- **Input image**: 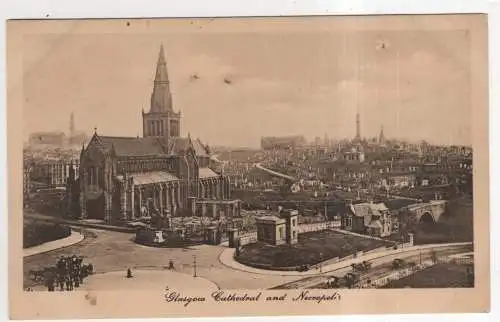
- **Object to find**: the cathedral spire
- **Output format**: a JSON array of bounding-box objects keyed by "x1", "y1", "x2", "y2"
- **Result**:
[
  {"x1": 150, "y1": 44, "x2": 173, "y2": 112},
  {"x1": 154, "y1": 44, "x2": 169, "y2": 84}
]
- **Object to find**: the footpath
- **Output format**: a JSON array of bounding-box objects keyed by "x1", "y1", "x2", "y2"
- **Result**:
[
  {"x1": 218, "y1": 242, "x2": 473, "y2": 277},
  {"x1": 23, "y1": 230, "x2": 84, "y2": 257}
]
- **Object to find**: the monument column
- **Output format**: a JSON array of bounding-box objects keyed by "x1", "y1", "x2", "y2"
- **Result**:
[
  {"x1": 79, "y1": 171, "x2": 88, "y2": 219},
  {"x1": 151, "y1": 185, "x2": 157, "y2": 209},
  {"x1": 221, "y1": 178, "x2": 226, "y2": 199},
  {"x1": 170, "y1": 184, "x2": 176, "y2": 215},
  {"x1": 215, "y1": 179, "x2": 221, "y2": 199},
  {"x1": 139, "y1": 188, "x2": 143, "y2": 217},
  {"x1": 121, "y1": 183, "x2": 127, "y2": 220},
  {"x1": 212, "y1": 203, "x2": 217, "y2": 218},
  {"x1": 130, "y1": 185, "x2": 135, "y2": 220},
  {"x1": 202, "y1": 202, "x2": 207, "y2": 217},
  {"x1": 104, "y1": 191, "x2": 112, "y2": 224},
  {"x1": 165, "y1": 183, "x2": 170, "y2": 213},
  {"x1": 79, "y1": 193, "x2": 87, "y2": 219},
  {"x1": 200, "y1": 181, "x2": 205, "y2": 199},
  {"x1": 176, "y1": 181, "x2": 181, "y2": 209},
  {"x1": 159, "y1": 184, "x2": 163, "y2": 213}
]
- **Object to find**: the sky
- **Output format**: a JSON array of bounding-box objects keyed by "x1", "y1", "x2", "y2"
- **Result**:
[{"x1": 22, "y1": 19, "x2": 472, "y2": 148}]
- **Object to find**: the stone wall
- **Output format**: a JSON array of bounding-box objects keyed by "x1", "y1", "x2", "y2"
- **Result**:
[{"x1": 236, "y1": 221, "x2": 337, "y2": 246}]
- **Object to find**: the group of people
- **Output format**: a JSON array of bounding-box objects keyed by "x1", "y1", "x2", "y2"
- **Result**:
[{"x1": 29, "y1": 255, "x2": 94, "y2": 291}]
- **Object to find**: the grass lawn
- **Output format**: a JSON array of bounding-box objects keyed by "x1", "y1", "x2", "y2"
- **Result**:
[
  {"x1": 237, "y1": 230, "x2": 394, "y2": 268},
  {"x1": 23, "y1": 219, "x2": 71, "y2": 249},
  {"x1": 382, "y1": 263, "x2": 474, "y2": 288}
]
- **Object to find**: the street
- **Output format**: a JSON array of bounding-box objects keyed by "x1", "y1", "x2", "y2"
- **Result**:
[
  {"x1": 271, "y1": 245, "x2": 472, "y2": 289},
  {"x1": 24, "y1": 227, "x2": 301, "y2": 290}
]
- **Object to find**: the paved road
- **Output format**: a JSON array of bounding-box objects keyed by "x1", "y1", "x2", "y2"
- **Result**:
[
  {"x1": 254, "y1": 163, "x2": 295, "y2": 181},
  {"x1": 23, "y1": 212, "x2": 473, "y2": 291},
  {"x1": 23, "y1": 228, "x2": 299, "y2": 290},
  {"x1": 271, "y1": 244, "x2": 472, "y2": 289}
]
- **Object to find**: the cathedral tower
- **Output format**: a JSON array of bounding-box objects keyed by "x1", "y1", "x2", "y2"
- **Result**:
[{"x1": 142, "y1": 44, "x2": 181, "y2": 140}]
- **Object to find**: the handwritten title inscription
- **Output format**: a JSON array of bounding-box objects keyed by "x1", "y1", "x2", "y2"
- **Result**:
[{"x1": 164, "y1": 287, "x2": 342, "y2": 307}]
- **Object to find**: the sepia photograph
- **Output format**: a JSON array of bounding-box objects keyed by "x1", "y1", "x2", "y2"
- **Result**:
[{"x1": 7, "y1": 14, "x2": 490, "y2": 318}]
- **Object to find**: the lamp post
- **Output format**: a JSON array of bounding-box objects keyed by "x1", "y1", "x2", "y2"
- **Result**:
[
  {"x1": 193, "y1": 255, "x2": 197, "y2": 278},
  {"x1": 319, "y1": 252, "x2": 323, "y2": 273}
]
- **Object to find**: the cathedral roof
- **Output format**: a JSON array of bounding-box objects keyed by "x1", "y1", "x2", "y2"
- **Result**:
[
  {"x1": 130, "y1": 171, "x2": 179, "y2": 185},
  {"x1": 95, "y1": 135, "x2": 167, "y2": 157},
  {"x1": 168, "y1": 137, "x2": 210, "y2": 156},
  {"x1": 199, "y1": 167, "x2": 219, "y2": 179},
  {"x1": 88, "y1": 133, "x2": 213, "y2": 158},
  {"x1": 193, "y1": 138, "x2": 210, "y2": 156}
]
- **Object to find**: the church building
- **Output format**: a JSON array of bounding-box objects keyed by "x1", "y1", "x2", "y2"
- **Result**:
[{"x1": 77, "y1": 45, "x2": 235, "y2": 223}]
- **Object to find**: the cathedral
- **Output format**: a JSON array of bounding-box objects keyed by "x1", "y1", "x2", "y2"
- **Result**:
[{"x1": 77, "y1": 45, "x2": 237, "y2": 223}]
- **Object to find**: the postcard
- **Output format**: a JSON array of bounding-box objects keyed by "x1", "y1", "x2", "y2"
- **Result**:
[{"x1": 7, "y1": 14, "x2": 490, "y2": 319}]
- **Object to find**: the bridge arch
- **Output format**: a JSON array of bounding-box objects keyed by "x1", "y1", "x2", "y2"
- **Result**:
[{"x1": 419, "y1": 211, "x2": 436, "y2": 223}]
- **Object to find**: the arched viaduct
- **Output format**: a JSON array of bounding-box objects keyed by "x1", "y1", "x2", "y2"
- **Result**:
[{"x1": 405, "y1": 200, "x2": 447, "y2": 223}]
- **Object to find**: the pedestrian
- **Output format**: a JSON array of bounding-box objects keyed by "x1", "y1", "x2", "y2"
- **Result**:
[
  {"x1": 58, "y1": 275, "x2": 65, "y2": 291},
  {"x1": 74, "y1": 273, "x2": 80, "y2": 288},
  {"x1": 65, "y1": 276, "x2": 71, "y2": 291},
  {"x1": 47, "y1": 278, "x2": 55, "y2": 292}
]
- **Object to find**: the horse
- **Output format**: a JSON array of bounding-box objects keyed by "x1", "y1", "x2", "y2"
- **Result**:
[{"x1": 29, "y1": 269, "x2": 45, "y2": 282}]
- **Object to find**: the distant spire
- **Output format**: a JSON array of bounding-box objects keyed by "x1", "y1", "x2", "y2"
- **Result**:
[
  {"x1": 69, "y1": 112, "x2": 75, "y2": 135},
  {"x1": 379, "y1": 125, "x2": 386, "y2": 144},
  {"x1": 354, "y1": 112, "x2": 361, "y2": 142}
]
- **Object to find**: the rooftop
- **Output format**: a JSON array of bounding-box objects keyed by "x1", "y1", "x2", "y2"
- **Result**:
[
  {"x1": 255, "y1": 215, "x2": 286, "y2": 224},
  {"x1": 128, "y1": 171, "x2": 179, "y2": 185}
]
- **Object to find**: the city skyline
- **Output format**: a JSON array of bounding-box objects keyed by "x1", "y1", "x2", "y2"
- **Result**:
[
  {"x1": 13, "y1": 17, "x2": 486, "y2": 315},
  {"x1": 23, "y1": 21, "x2": 472, "y2": 148},
  {"x1": 24, "y1": 112, "x2": 472, "y2": 149}
]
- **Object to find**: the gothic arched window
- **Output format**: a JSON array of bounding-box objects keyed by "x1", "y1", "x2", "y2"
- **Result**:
[{"x1": 89, "y1": 166, "x2": 94, "y2": 185}]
